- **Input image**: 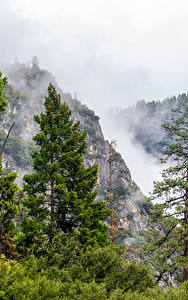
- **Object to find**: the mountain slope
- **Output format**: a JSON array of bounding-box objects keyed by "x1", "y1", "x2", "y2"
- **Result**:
[
  {"x1": 0, "y1": 59, "x2": 149, "y2": 247},
  {"x1": 111, "y1": 96, "x2": 184, "y2": 159}
]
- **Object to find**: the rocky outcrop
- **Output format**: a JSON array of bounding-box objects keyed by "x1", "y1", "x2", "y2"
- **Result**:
[{"x1": 0, "y1": 60, "x2": 149, "y2": 248}]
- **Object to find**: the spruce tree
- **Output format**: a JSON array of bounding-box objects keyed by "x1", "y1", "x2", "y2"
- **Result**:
[
  {"x1": 0, "y1": 73, "x2": 20, "y2": 257},
  {"x1": 142, "y1": 96, "x2": 188, "y2": 283},
  {"x1": 21, "y1": 84, "x2": 111, "y2": 253}
]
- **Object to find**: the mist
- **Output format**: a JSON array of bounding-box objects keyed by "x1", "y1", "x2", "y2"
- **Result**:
[
  {"x1": 1, "y1": 0, "x2": 188, "y2": 194},
  {"x1": 1, "y1": 0, "x2": 188, "y2": 113},
  {"x1": 101, "y1": 112, "x2": 163, "y2": 196}
]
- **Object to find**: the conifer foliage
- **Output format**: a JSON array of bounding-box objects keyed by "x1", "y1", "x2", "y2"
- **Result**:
[
  {"x1": 143, "y1": 96, "x2": 188, "y2": 282},
  {"x1": 0, "y1": 168, "x2": 19, "y2": 257},
  {"x1": 21, "y1": 84, "x2": 110, "y2": 253},
  {"x1": 0, "y1": 73, "x2": 19, "y2": 257},
  {"x1": 0, "y1": 72, "x2": 8, "y2": 118}
]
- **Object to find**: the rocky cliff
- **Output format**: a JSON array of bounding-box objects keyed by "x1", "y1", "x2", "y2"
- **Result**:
[{"x1": 0, "y1": 60, "x2": 149, "y2": 248}]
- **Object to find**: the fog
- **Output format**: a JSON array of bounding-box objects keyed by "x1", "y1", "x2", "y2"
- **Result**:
[
  {"x1": 1, "y1": 0, "x2": 188, "y2": 194},
  {"x1": 101, "y1": 113, "x2": 163, "y2": 195}
]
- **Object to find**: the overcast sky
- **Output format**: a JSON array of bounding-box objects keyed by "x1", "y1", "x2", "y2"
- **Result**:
[
  {"x1": 1, "y1": 0, "x2": 188, "y2": 193},
  {"x1": 1, "y1": 0, "x2": 188, "y2": 113}
]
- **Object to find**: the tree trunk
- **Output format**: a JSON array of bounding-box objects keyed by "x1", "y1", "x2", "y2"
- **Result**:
[
  {"x1": 50, "y1": 177, "x2": 55, "y2": 244},
  {"x1": 109, "y1": 156, "x2": 115, "y2": 244},
  {"x1": 183, "y1": 167, "x2": 188, "y2": 281},
  {"x1": 108, "y1": 142, "x2": 115, "y2": 244}
]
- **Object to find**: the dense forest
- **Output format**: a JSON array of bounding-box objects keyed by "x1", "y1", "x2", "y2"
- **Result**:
[{"x1": 0, "y1": 70, "x2": 188, "y2": 299}]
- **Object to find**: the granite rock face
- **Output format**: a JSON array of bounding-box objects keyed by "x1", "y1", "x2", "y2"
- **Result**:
[{"x1": 0, "y1": 61, "x2": 149, "y2": 248}]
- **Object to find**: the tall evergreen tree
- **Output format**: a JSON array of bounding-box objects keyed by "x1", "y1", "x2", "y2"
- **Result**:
[
  {"x1": 21, "y1": 84, "x2": 111, "y2": 253},
  {"x1": 142, "y1": 96, "x2": 188, "y2": 283},
  {"x1": 0, "y1": 73, "x2": 20, "y2": 257}
]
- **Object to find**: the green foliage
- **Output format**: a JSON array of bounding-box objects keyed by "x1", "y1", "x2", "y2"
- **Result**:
[
  {"x1": 0, "y1": 241, "x2": 188, "y2": 299},
  {"x1": 0, "y1": 233, "x2": 158, "y2": 300},
  {"x1": 142, "y1": 96, "x2": 188, "y2": 283},
  {"x1": 0, "y1": 72, "x2": 21, "y2": 258},
  {"x1": 0, "y1": 255, "x2": 63, "y2": 299},
  {"x1": 0, "y1": 75, "x2": 187, "y2": 299},
  {"x1": 35, "y1": 233, "x2": 155, "y2": 296},
  {"x1": 0, "y1": 167, "x2": 20, "y2": 257},
  {"x1": 0, "y1": 72, "x2": 8, "y2": 117},
  {"x1": 20, "y1": 84, "x2": 111, "y2": 255}
]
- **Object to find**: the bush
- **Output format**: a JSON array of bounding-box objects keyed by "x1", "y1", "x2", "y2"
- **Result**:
[
  {"x1": 0, "y1": 256, "x2": 62, "y2": 299},
  {"x1": 32, "y1": 233, "x2": 156, "y2": 296},
  {"x1": 0, "y1": 251, "x2": 188, "y2": 299}
]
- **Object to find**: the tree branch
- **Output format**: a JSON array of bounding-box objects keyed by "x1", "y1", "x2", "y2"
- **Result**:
[{"x1": 0, "y1": 122, "x2": 15, "y2": 161}]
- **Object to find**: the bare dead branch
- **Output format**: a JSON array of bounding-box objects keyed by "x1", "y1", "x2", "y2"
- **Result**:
[{"x1": 0, "y1": 122, "x2": 15, "y2": 161}]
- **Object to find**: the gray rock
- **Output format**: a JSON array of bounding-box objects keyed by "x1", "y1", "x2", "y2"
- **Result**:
[{"x1": 0, "y1": 62, "x2": 149, "y2": 250}]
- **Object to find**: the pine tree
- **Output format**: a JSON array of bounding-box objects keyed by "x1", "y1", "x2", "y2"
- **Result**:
[
  {"x1": 0, "y1": 73, "x2": 20, "y2": 257},
  {"x1": 21, "y1": 84, "x2": 111, "y2": 254},
  {"x1": 142, "y1": 96, "x2": 188, "y2": 283}
]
